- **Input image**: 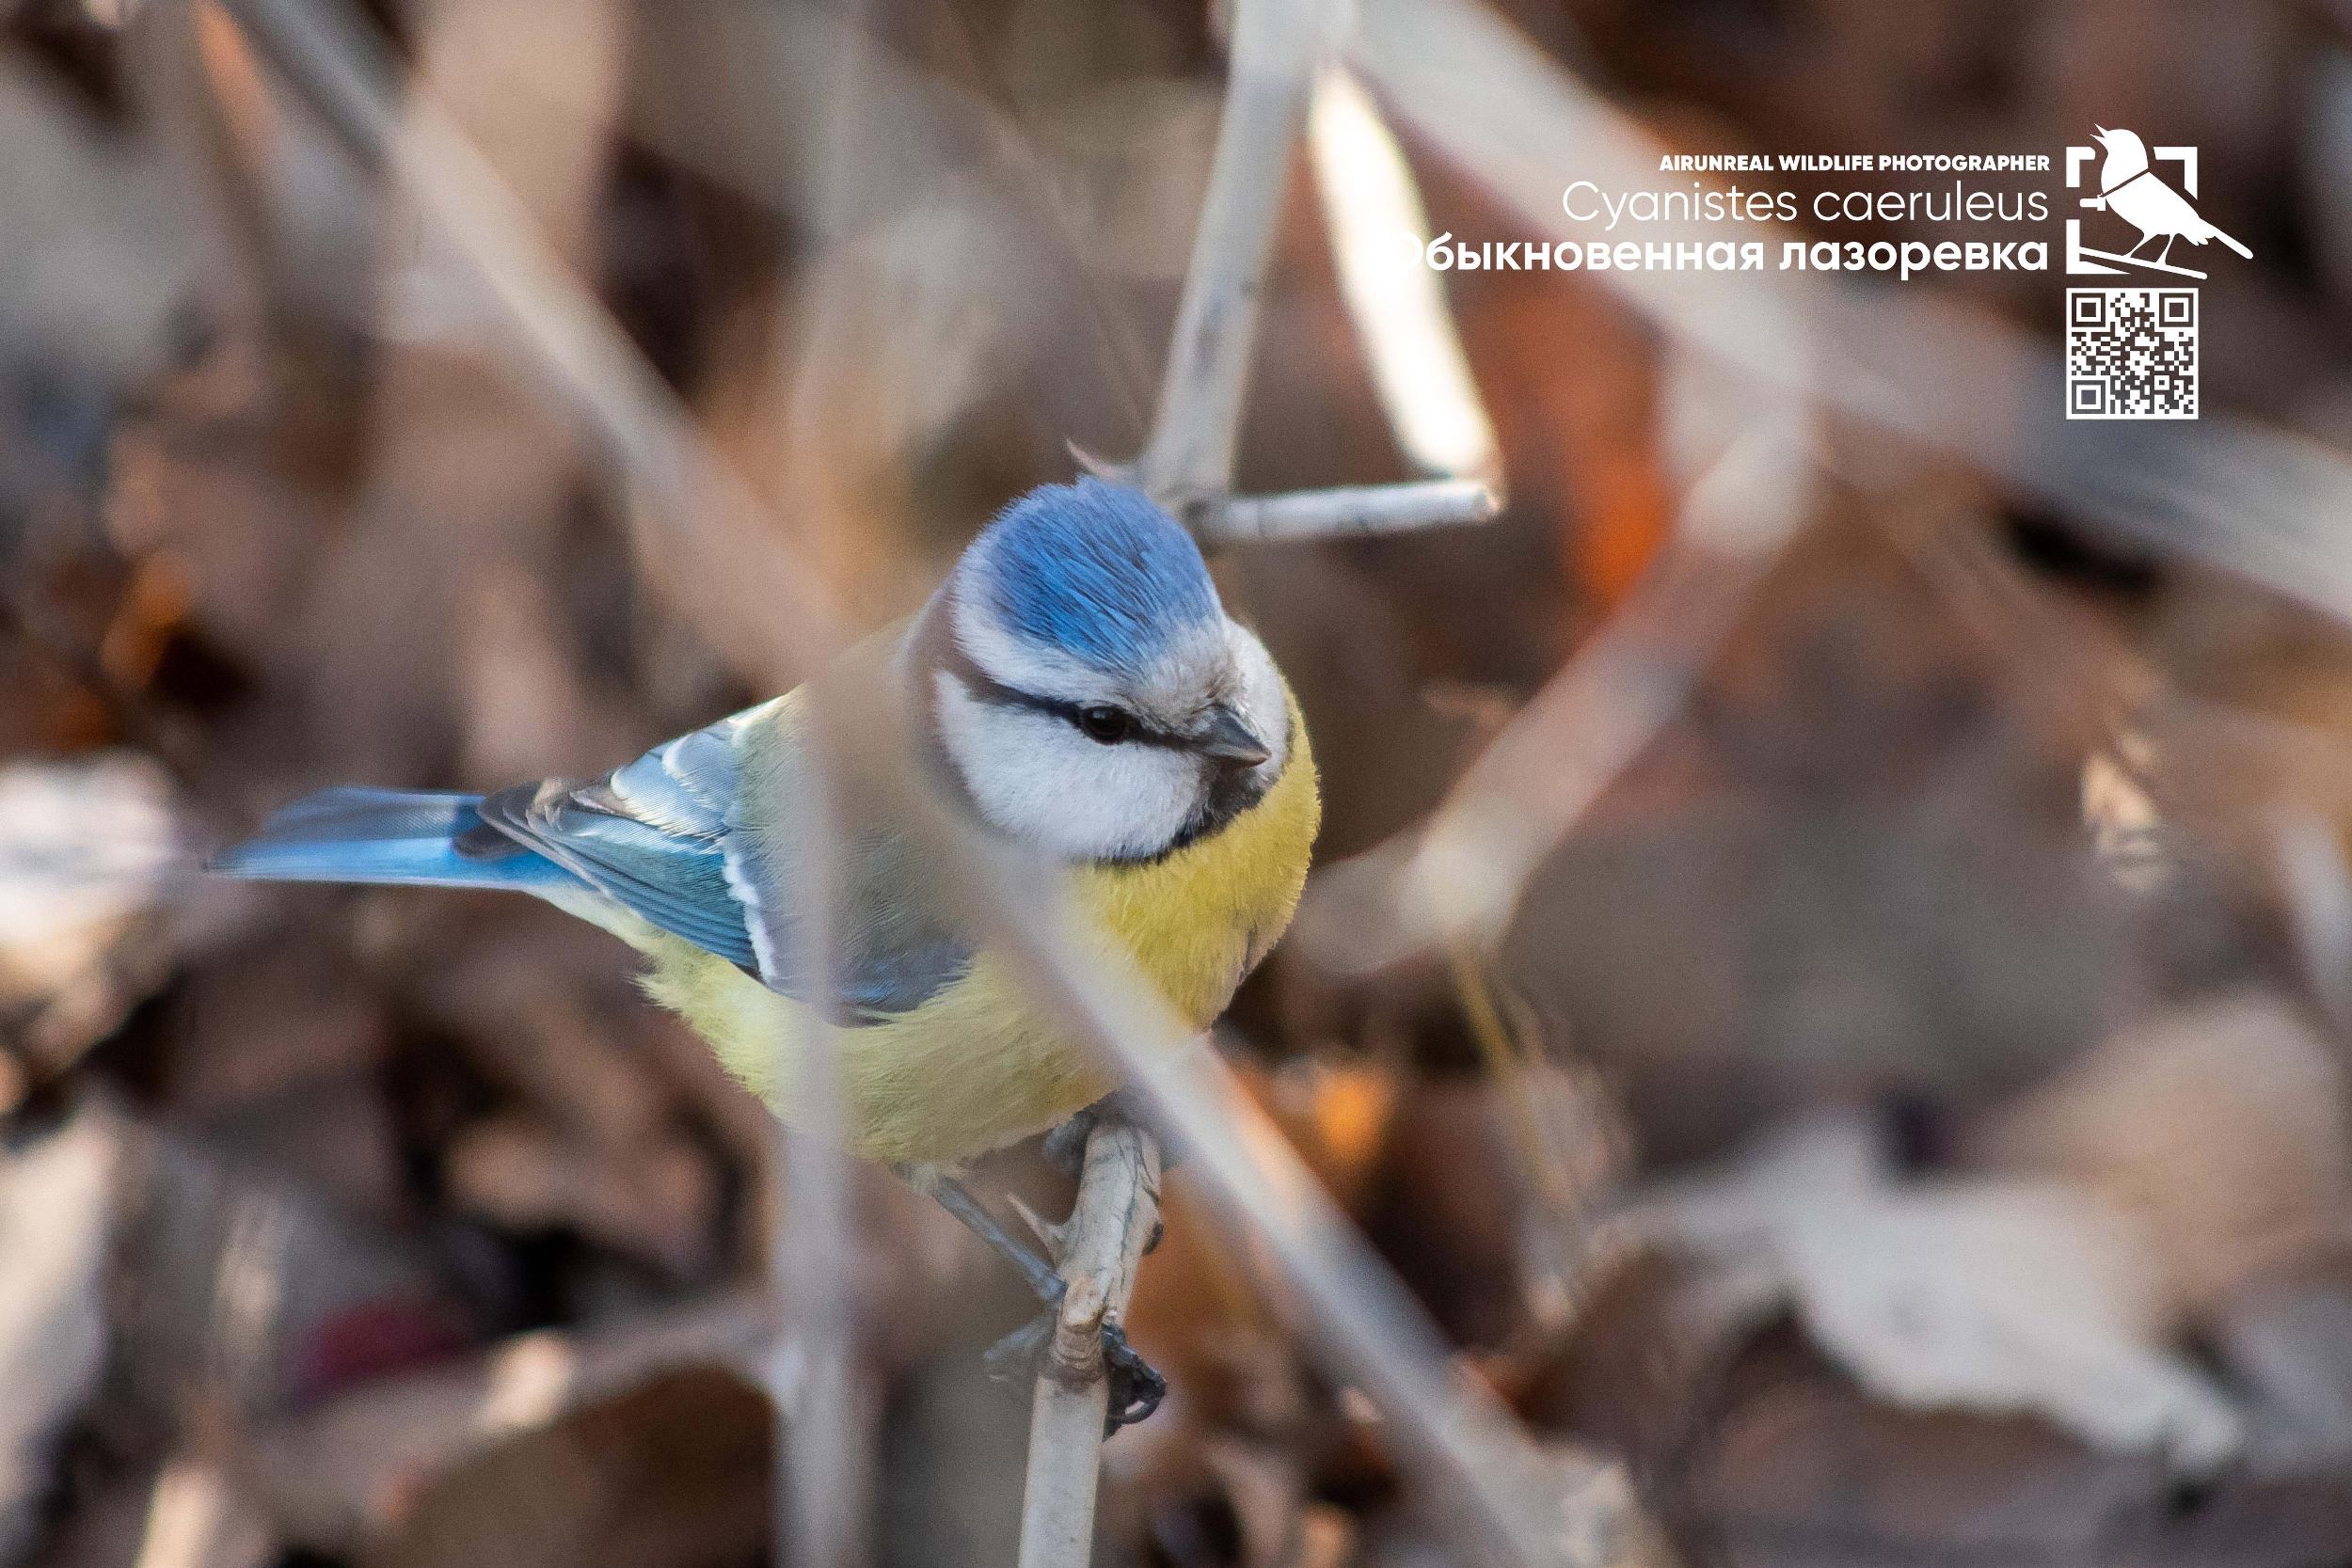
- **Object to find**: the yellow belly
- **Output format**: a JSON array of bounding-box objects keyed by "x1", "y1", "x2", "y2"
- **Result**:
[{"x1": 638, "y1": 710, "x2": 1319, "y2": 1164}]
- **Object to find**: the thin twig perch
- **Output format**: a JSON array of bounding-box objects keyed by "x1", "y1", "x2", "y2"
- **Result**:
[
  {"x1": 1014, "y1": 1124, "x2": 1162, "y2": 1568},
  {"x1": 1128, "y1": 0, "x2": 1339, "y2": 512},
  {"x1": 1121, "y1": 0, "x2": 1499, "y2": 541},
  {"x1": 1203, "y1": 478, "x2": 1500, "y2": 543}
]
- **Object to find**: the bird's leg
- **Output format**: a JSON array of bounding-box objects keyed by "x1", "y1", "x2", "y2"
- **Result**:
[
  {"x1": 2122, "y1": 231, "x2": 2154, "y2": 259},
  {"x1": 898, "y1": 1159, "x2": 1168, "y2": 1431},
  {"x1": 2156, "y1": 233, "x2": 2176, "y2": 267},
  {"x1": 894, "y1": 1162, "x2": 1063, "y2": 1303}
]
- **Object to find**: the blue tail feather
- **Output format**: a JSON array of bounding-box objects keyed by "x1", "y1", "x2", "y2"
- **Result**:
[{"x1": 211, "y1": 787, "x2": 579, "y2": 894}]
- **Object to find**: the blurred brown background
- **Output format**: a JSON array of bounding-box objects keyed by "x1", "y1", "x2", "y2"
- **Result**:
[{"x1": 5, "y1": 0, "x2": 2352, "y2": 1564}]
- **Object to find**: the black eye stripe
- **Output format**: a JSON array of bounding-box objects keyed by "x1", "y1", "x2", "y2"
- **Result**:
[{"x1": 934, "y1": 638, "x2": 1194, "y2": 751}]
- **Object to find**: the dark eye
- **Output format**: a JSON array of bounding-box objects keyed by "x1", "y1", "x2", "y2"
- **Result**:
[{"x1": 1076, "y1": 705, "x2": 1132, "y2": 744}]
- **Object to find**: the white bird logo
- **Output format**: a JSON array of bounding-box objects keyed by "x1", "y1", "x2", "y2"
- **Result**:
[{"x1": 2080, "y1": 126, "x2": 2251, "y2": 270}]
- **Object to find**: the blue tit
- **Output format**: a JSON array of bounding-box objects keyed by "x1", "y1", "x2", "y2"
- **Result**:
[{"x1": 215, "y1": 478, "x2": 1321, "y2": 1170}]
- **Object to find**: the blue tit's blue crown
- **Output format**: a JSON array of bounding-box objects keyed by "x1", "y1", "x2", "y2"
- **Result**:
[{"x1": 973, "y1": 479, "x2": 1219, "y2": 674}]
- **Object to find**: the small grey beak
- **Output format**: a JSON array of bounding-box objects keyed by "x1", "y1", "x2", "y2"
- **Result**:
[{"x1": 1196, "y1": 706, "x2": 1271, "y2": 768}]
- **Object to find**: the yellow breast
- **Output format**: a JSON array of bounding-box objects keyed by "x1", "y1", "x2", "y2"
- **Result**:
[{"x1": 639, "y1": 695, "x2": 1319, "y2": 1164}]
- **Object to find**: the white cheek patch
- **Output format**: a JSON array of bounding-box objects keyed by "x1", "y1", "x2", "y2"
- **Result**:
[{"x1": 933, "y1": 673, "x2": 1199, "y2": 860}]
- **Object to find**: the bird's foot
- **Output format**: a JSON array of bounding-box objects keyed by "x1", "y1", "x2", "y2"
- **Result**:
[
  {"x1": 983, "y1": 1306, "x2": 1167, "y2": 1433},
  {"x1": 907, "y1": 1160, "x2": 1167, "y2": 1430}
]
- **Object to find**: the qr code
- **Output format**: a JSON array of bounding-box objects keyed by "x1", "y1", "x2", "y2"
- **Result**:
[{"x1": 2066, "y1": 288, "x2": 2197, "y2": 420}]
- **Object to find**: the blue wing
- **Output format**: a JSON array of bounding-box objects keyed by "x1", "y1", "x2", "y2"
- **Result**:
[
  {"x1": 485, "y1": 698, "x2": 972, "y2": 1013},
  {"x1": 474, "y1": 702, "x2": 772, "y2": 973},
  {"x1": 707, "y1": 703, "x2": 975, "y2": 1015},
  {"x1": 217, "y1": 695, "x2": 972, "y2": 1015}
]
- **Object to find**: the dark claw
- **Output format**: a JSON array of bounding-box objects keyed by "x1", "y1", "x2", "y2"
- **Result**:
[
  {"x1": 1099, "y1": 1322, "x2": 1167, "y2": 1433},
  {"x1": 980, "y1": 1311, "x2": 1168, "y2": 1433}
]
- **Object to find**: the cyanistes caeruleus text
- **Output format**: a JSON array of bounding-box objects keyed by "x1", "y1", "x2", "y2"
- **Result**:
[{"x1": 215, "y1": 479, "x2": 1320, "y2": 1172}]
